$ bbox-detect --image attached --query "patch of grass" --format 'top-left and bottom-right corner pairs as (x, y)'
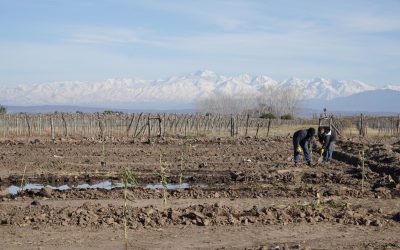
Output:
(207, 179), (216, 188)
(323, 199), (345, 209)
(383, 242), (400, 249)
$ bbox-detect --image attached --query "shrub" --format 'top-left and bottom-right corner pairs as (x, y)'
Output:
(103, 110), (124, 115)
(280, 114), (294, 120)
(0, 104), (6, 114)
(260, 112), (276, 119)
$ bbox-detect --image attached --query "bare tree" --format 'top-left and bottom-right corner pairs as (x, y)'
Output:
(256, 85), (303, 116)
(197, 86), (303, 116)
(197, 94), (256, 115)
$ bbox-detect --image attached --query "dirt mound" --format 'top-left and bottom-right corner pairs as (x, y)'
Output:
(0, 200), (395, 229)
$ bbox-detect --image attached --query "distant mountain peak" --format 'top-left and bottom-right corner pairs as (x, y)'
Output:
(193, 69), (217, 77)
(0, 70), (397, 110)
(384, 84), (400, 91)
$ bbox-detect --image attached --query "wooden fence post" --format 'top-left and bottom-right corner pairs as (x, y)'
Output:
(24, 114), (31, 138)
(97, 113), (105, 139)
(267, 118), (272, 137)
(359, 113), (364, 137)
(133, 112), (143, 138)
(397, 115), (400, 135)
(61, 113), (68, 137)
(50, 115), (55, 142)
(126, 113), (135, 137)
(230, 115), (234, 137)
(245, 113), (250, 137)
(147, 116), (151, 144)
(158, 115), (162, 137)
(255, 123), (260, 139)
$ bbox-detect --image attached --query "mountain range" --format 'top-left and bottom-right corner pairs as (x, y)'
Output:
(1, 70), (399, 113)
(305, 89), (400, 114)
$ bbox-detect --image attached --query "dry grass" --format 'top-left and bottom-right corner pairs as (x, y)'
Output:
(167, 124), (319, 138)
(341, 125), (399, 139)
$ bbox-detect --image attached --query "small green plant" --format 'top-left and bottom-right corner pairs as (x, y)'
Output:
(260, 112), (276, 119)
(359, 149), (367, 193)
(207, 179), (216, 188)
(157, 150), (169, 209)
(121, 168), (139, 250)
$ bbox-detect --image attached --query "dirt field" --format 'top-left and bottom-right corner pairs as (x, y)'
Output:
(0, 136), (399, 249)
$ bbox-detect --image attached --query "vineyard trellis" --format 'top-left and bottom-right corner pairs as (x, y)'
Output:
(0, 113), (399, 140)
(330, 114), (400, 137)
(0, 113), (308, 140)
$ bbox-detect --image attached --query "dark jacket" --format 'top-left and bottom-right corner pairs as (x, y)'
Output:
(293, 129), (314, 146)
(321, 129), (337, 149)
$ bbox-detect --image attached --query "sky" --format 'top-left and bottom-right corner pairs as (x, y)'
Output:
(0, 0), (400, 87)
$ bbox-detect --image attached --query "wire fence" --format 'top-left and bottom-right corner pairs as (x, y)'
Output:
(0, 112), (398, 140)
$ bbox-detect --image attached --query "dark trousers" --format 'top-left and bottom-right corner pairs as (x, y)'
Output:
(293, 139), (311, 163)
(323, 142), (334, 162)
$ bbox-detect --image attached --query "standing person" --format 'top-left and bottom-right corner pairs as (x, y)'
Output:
(319, 127), (337, 164)
(293, 127), (316, 166)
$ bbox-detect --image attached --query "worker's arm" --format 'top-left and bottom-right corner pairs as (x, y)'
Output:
(323, 135), (331, 149)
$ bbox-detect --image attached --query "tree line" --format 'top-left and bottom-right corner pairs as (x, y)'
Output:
(196, 85), (303, 118)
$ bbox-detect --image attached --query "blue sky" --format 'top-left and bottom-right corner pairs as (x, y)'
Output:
(0, 0), (399, 87)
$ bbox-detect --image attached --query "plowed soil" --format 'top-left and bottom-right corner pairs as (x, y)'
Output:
(0, 136), (399, 249)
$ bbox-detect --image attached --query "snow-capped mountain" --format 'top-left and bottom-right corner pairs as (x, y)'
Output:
(384, 84), (400, 91)
(280, 77), (376, 100)
(0, 70), (397, 110)
(305, 89), (400, 113)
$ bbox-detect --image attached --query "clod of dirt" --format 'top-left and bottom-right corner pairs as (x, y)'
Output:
(198, 162), (208, 168)
(39, 187), (53, 198)
(31, 139), (42, 144)
(230, 171), (245, 181)
(31, 200), (41, 206)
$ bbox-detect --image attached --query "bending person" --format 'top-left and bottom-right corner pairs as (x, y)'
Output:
(320, 127), (337, 164)
(293, 127), (316, 166)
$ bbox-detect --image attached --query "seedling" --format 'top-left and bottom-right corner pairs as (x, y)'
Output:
(156, 150), (169, 209)
(178, 138), (193, 185)
(359, 149), (367, 193)
(121, 168), (139, 250)
(19, 165), (27, 193)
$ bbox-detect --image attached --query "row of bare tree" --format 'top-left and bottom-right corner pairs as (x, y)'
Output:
(0, 112), (398, 140)
(0, 113), (304, 140)
(196, 85), (303, 116)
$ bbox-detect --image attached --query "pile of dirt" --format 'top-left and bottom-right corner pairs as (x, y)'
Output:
(0, 201), (396, 229)
(337, 140), (400, 184)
